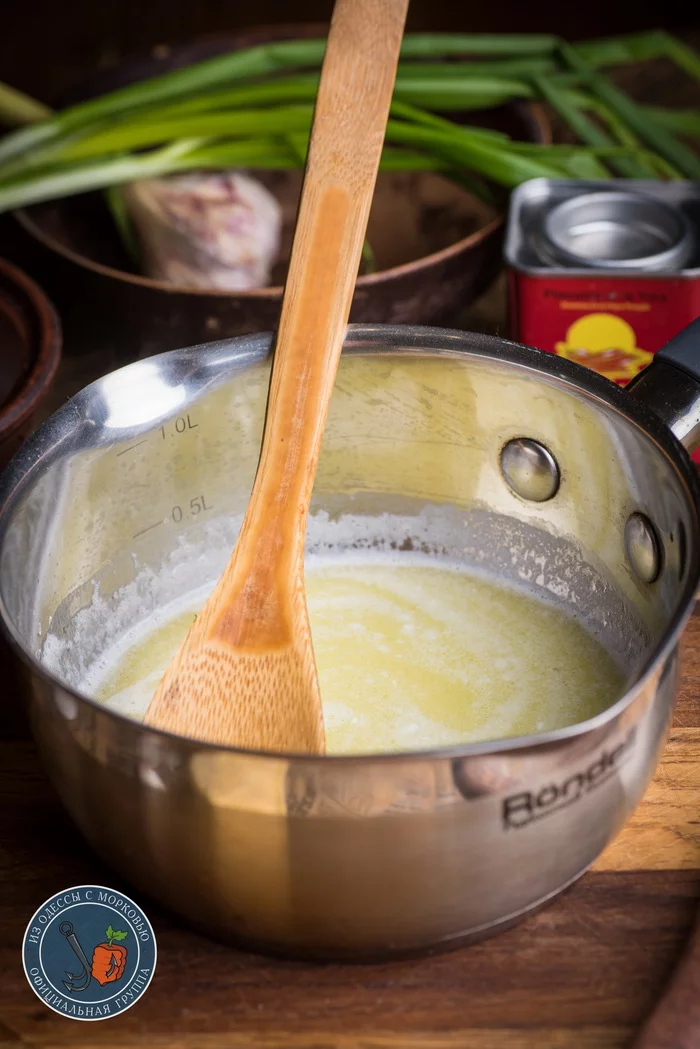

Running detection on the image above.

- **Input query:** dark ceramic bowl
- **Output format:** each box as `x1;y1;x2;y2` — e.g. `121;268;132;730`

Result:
0;257;61;469
13;26;549;367
0;260;60;734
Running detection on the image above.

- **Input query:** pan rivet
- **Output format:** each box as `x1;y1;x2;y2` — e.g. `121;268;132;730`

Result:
500;438;560;502
625;513;661;584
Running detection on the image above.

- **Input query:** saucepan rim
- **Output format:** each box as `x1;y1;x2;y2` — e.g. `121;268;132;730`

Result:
1;322;698;763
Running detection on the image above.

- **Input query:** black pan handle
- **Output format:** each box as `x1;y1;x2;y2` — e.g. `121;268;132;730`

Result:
654;316;700;381
627;316;700;454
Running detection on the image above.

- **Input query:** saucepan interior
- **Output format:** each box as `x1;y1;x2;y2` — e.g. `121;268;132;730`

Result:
0;324;698;957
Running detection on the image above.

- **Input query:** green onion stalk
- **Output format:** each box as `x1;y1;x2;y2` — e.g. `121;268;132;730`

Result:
0;29;697;232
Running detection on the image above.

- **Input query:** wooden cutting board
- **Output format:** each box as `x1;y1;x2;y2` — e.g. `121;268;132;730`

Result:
1;611;699;1049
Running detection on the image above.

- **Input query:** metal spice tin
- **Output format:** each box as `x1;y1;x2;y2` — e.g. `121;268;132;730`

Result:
505;179;700;386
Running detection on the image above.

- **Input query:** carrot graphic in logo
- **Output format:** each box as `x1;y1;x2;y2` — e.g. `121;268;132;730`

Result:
91;926;128;986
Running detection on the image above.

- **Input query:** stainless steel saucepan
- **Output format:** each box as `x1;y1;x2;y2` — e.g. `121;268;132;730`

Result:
1;321;700;960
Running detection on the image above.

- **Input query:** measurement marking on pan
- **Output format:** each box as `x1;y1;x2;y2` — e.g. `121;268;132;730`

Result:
170;495;213;523
132;520;164;539
160;415;198;439
117;439;148;457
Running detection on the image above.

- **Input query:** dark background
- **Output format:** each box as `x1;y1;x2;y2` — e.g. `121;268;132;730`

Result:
0;0;696;105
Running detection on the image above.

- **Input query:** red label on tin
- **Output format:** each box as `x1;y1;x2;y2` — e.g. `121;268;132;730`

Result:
510;273;700;385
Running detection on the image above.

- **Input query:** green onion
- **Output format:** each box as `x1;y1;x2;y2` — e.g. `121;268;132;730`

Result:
399;34;559;57
0;137;469;214
105;77;321;122
395;57;558;78
0;35;558;168
533;75;656;177
644;106;700;137
104;184;140;263
0;138;208;212
562;87;689;169
389;98;507;140
54;106;316;163
360;239;377;274
4;75;535;177
0;29;698;226
576;29;700;81
382;102;502;203
0;41;327;165
574;30;672;68
384;120;574;184
558;41;700;179
394;75;534;109
0;75;534;179
662;33;700;82
0;82;51;127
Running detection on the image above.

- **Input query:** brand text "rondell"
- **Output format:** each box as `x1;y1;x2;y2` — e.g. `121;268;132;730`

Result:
502;727;637;830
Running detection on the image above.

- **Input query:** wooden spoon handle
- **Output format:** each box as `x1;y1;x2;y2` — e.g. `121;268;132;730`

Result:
633;912;700;1049
145;0;408;749
239;0;409;570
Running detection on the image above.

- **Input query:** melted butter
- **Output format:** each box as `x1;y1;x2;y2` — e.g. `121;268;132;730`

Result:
90;555;623;754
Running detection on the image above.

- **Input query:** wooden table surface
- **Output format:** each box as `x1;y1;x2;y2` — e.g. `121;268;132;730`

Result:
0;612;699;1049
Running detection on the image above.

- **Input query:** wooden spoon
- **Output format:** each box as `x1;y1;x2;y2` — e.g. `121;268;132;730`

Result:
144;0;409;751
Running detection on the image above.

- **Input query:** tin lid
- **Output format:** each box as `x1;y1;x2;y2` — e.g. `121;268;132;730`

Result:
539;190;694;272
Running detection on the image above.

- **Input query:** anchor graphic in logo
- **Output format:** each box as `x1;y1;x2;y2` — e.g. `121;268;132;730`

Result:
59;921;129;992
